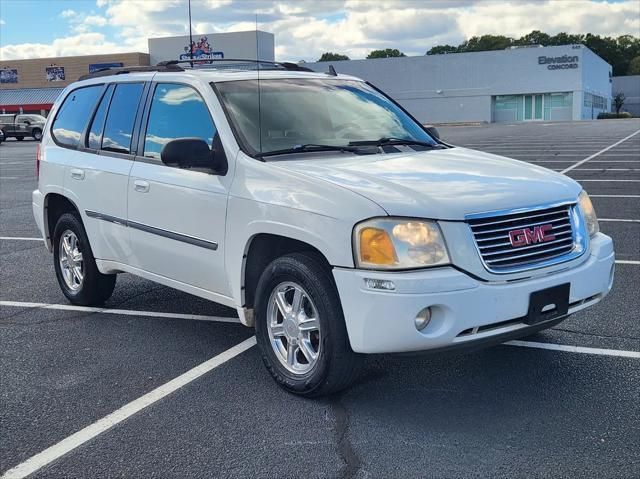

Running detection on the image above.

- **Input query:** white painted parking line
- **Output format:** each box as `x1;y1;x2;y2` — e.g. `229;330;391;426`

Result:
569;168;640;171
561;129;640;174
598;218;640;223
0;236;42;241
573;179;640;182
616;260;640;265
0;301;240;324
590;195;640;198
506;340;640;358
0;336;257;479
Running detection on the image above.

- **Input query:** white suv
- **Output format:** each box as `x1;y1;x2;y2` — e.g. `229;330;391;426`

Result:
33;61;615;396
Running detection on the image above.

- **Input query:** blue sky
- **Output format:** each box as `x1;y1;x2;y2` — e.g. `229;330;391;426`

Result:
1;0;638;61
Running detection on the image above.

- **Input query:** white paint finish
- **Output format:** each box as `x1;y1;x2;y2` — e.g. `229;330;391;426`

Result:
560;129;640;174
0;300;240;323
333;235;614;353
506;340;640;358
273;146;582;220
0;236;43;241
0;337;256;479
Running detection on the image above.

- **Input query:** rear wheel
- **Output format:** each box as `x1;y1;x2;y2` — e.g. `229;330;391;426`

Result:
32;129;42;141
53;213;116;305
255;252;362;397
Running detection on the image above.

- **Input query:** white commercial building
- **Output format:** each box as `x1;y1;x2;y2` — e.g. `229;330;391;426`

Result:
306;45;613;123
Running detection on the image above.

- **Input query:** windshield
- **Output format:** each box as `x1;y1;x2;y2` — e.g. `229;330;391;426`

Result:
215;78;436;157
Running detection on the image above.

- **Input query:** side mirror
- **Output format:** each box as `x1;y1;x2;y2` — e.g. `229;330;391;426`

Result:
160;137;227;174
424;125;440;140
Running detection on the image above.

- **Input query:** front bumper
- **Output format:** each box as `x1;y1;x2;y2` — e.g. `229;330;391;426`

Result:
333;233;614;354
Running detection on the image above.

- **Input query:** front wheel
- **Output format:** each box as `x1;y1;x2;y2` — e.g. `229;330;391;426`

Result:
255;252;362;397
53;213;116;305
32;129;42;141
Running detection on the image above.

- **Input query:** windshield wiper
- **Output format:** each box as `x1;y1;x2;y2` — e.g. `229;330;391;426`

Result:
255;143;362;159
349;137;442;148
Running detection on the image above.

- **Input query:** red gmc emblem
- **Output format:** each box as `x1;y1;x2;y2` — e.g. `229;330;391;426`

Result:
508;224;556;247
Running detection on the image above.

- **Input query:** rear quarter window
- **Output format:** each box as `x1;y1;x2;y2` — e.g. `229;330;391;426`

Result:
52;85;103;148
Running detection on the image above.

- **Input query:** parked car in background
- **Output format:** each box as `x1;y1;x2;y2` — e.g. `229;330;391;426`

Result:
32;62;614;396
0;113;46;141
0;128;5;144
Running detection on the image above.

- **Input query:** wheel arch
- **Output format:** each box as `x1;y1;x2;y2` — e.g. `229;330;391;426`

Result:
44;193;82;251
239;233;332;326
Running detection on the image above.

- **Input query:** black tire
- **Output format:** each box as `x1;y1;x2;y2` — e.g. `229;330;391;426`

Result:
32;129;42;141
16;136;24;141
53;213;116;305
254;252;362;397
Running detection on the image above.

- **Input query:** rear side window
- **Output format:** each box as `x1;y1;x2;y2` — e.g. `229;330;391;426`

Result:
52;86;103;148
101;83;144;154
143;83;215;159
86;84;114;150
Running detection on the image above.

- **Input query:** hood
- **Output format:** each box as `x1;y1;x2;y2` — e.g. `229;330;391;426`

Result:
274;147;582;220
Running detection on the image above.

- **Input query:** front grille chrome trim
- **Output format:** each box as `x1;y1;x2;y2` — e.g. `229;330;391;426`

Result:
465;200;588;274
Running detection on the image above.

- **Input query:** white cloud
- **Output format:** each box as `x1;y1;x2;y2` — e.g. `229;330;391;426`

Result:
0;33;133;60
3;0;639;62
60;9;77;18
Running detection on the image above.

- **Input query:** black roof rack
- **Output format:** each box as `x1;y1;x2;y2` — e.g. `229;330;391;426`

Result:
157;58;315;72
78;64;184;81
78;58;318;81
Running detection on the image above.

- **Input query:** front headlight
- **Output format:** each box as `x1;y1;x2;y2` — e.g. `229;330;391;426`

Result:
578;191;599;237
354;218;450;270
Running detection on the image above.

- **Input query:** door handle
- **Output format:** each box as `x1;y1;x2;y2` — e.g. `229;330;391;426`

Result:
70;168;85;180
134;179;150;193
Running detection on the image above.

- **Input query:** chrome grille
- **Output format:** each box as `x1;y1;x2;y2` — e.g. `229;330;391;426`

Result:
468;204;576;273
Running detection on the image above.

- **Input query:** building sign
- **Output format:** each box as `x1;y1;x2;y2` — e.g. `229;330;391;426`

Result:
89;62;123;73
180;36;224;62
0;69;18;84
45;66;65;82
538;55;579;70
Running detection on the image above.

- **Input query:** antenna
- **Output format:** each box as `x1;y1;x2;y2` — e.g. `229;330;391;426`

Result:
188;0;194;67
255;14;263;155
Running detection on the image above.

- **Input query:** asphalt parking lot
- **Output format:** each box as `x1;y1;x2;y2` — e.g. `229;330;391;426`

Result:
1;119;639;478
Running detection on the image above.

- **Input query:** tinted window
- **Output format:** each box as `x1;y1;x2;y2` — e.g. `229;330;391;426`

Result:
87;84;114;150
143;83;215;159
102;83;144;154
52;86;102;148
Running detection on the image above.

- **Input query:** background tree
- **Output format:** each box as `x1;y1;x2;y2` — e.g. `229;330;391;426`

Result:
425;31;640;76
613;92;626;115
628;56;640;75
367;48;406;59
318;52;350;62
426;45;458;55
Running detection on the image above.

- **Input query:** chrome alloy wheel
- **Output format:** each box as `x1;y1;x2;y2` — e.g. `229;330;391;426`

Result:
59;230;84;291
267;281;321;374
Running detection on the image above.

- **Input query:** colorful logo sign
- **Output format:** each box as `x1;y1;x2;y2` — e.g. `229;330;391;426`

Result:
180;36;224;62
